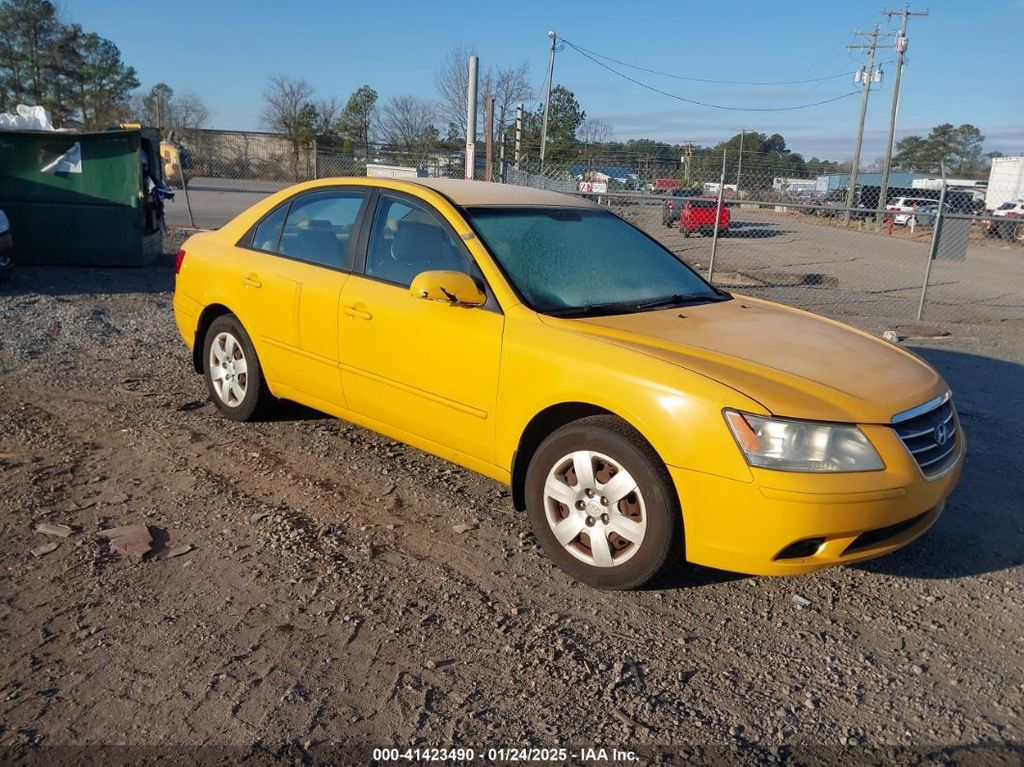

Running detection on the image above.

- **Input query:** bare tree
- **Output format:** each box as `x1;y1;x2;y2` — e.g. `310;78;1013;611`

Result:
578;117;612;146
435;45;475;140
173;92;209;132
312;97;342;137
380;94;437;157
489;62;532;148
132;83;208;137
262;74;315;177
261;74;314;138
435;47;532;147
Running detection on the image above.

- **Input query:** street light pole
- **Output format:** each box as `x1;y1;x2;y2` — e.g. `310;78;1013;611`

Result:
540;30;557;175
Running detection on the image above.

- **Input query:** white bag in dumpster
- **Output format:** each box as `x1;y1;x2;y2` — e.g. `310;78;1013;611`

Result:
0;104;56;131
40;142;82;174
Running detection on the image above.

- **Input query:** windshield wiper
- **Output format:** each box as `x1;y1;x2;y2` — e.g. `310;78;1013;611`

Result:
544;301;637;317
634;293;726;310
545;293;727;318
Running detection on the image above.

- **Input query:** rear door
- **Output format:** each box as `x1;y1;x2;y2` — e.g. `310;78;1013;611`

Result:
236;187;370;406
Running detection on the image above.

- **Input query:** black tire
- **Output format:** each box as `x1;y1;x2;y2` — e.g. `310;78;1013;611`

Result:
202;314;274;422
681;227;691;238
524;415;683;590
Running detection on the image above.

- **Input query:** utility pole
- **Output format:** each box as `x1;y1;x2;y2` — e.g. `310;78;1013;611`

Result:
735;128;753;196
514;103;524;168
465;55;478;180
540;30;557;175
484;95;494;182
877;5;929;222
845;26;887;220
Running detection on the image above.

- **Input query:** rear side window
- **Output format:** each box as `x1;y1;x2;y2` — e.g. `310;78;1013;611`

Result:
278;191;367;269
251;204;288;252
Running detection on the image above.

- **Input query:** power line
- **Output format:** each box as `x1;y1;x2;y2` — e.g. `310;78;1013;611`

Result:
563;39;861;86
562;40;860;112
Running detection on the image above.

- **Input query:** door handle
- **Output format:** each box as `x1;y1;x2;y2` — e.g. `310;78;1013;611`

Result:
243;274;262;289
343;304;372;320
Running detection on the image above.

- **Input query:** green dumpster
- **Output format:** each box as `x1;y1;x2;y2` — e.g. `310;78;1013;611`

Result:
0;128;163;266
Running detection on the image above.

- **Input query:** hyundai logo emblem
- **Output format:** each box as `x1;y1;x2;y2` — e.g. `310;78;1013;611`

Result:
934;422;950;446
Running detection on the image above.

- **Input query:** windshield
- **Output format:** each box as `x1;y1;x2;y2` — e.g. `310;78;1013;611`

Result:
465;207;725;316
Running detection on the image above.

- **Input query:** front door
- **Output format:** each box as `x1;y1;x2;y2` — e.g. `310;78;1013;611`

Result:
338;193;503;464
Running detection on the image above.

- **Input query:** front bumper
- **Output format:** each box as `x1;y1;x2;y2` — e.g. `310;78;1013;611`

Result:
670;420;964;576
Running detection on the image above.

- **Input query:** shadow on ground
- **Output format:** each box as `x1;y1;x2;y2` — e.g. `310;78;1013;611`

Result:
722;221;794;239
853;346;1023;580
0;256;176;297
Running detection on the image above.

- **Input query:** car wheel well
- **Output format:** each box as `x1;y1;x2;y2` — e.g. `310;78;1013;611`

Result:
193;304;233;373
511;403;620;511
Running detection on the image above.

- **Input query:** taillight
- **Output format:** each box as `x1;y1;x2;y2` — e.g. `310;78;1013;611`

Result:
175;248;186;274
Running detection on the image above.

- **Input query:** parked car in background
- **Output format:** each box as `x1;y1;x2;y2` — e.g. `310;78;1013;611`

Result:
661;187;702;226
981;199;1024;242
990;199;1024;218
810;190;847;217
888;196;937;225
907;203;942;228
173;177;963;589
0;209;12;281
678;197;729;236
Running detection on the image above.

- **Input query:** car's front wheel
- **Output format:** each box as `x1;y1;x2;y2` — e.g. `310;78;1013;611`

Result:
203;314;273;421
525;415;682;589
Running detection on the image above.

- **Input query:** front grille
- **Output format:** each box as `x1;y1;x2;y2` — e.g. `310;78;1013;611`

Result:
891;395;958;477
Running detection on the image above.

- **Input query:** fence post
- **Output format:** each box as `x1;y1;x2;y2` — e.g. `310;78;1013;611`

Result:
178;153;195;229
916;162;947;321
707;150;727;283
312;138;318;179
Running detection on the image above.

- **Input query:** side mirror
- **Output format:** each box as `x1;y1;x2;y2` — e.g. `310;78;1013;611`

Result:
409;270;486;307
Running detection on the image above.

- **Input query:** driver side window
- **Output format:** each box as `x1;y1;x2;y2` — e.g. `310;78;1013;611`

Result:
364;196;474;287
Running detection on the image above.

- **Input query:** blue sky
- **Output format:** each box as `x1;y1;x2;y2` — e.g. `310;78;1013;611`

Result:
71;0;1023;160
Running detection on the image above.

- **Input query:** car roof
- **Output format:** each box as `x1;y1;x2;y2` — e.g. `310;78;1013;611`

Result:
399;178;598;208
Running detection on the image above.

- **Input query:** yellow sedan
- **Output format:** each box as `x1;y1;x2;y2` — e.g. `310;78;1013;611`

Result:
173;178;964;589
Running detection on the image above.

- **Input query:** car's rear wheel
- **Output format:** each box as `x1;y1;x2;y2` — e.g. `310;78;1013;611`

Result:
203;314;273;421
681;226;691;238
525;415;682;590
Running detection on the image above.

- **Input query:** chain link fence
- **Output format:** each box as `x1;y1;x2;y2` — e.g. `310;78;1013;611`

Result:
163;129;1023;329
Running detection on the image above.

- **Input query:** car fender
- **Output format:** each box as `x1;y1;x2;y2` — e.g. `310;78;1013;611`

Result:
496;306;760;485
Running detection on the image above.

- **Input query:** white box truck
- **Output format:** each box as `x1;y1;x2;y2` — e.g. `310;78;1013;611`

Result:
986;156;1024;210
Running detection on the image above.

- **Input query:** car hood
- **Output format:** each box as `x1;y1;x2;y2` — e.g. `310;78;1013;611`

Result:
543;296;946;424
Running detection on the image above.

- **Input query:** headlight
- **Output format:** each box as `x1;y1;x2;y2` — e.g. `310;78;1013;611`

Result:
724;410;884;472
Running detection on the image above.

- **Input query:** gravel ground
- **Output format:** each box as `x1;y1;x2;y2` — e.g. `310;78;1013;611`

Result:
0;227;1021;764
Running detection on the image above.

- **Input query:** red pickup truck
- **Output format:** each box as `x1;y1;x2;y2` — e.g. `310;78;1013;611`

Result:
678;197;729;237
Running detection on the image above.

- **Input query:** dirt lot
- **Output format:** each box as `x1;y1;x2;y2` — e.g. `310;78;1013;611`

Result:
0;224;1021;763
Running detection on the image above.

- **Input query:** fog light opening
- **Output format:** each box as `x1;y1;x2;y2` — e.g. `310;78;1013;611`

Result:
775;537;826;560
